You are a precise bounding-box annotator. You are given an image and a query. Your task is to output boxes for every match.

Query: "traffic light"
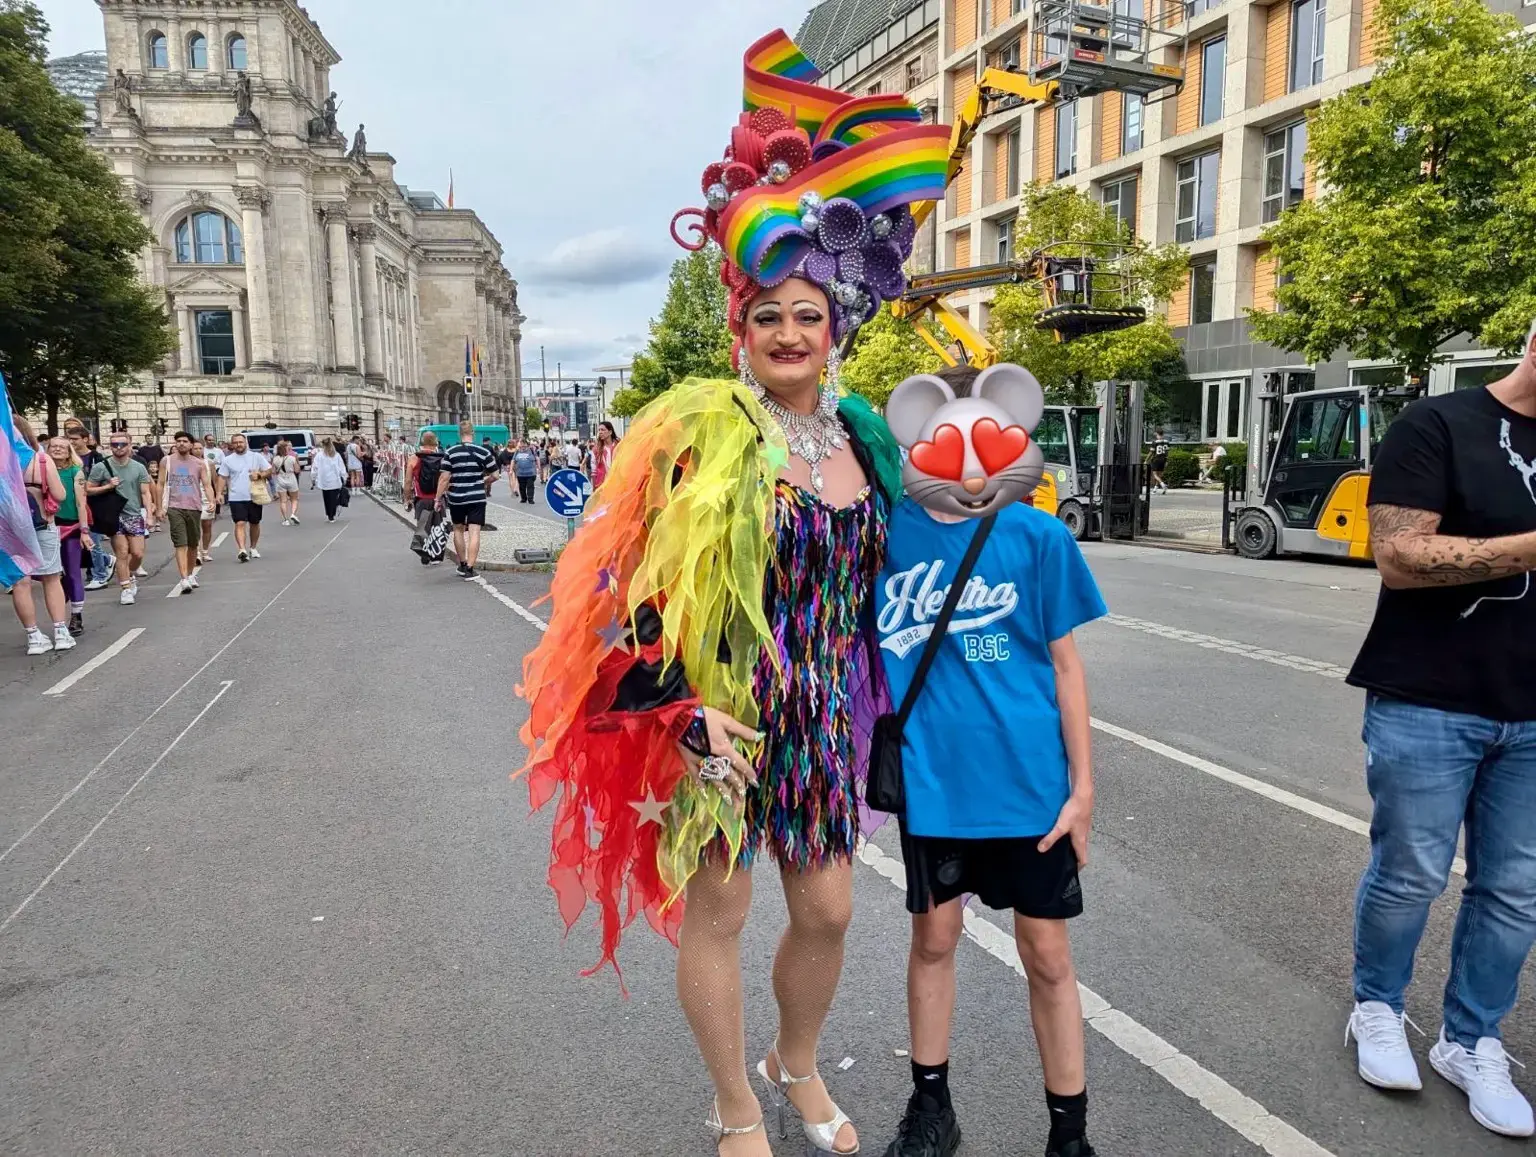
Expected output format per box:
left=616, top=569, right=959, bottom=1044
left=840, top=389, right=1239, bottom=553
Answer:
left=156, top=417, right=169, bottom=435
left=464, top=375, right=475, bottom=396
left=345, top=413, right=361, bottom=432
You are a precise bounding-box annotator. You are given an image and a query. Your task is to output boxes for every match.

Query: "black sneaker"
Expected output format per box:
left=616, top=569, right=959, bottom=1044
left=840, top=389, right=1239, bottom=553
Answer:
left=419, top=554, right=432, bottom=566
left=482, top=523, right=499, bottom=532
left=455, top=561, right=470, bottom=576
left=1047, top=1137, right=1097, bottom=1157
left=67, top=612, right=84, bottom=637
left=883, top=1097, right=960, bottom=1157
left=461, top=566, right=478, bottom=581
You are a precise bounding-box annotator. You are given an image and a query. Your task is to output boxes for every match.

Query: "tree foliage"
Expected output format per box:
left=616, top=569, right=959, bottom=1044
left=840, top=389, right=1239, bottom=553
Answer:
left=0, top=3, right=174, bottom=430
left=837, top=306, right=943, bottom=409
left=628, top=245, right=734, bottom=399
left=988, top=183, right=1188, bottom=404
left=606, top=386, right=648, bottom=419
left=1249, top=0, right=1536, bottom=377
left=521, top=405, right=544, bottom=432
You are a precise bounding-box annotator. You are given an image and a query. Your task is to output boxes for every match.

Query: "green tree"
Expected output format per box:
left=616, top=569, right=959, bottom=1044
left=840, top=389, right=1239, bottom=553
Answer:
left=606, top=386, right=649, bottom=419
left=1249, top=0, right=1536, bottom=377
left=988, top=183, right=1188, bottom=404
left=522, top=405, right=544, bottom=432
left=0, top=3, right=174, bottom=431
left=629, top=245, right=734, bottom=400
left=837, top=307, right=943, bottom=408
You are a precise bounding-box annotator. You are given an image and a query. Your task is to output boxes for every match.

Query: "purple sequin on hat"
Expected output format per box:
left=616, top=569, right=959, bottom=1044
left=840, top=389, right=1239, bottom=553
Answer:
left=863, top=244, right=906, bottom=299
left=817, top=199, right=867, bottom=254
left=803, top=249, right=838, bottom=284
left=890, top=206, right=917, bottom=249
left=837, top=249, right=866, bottom=284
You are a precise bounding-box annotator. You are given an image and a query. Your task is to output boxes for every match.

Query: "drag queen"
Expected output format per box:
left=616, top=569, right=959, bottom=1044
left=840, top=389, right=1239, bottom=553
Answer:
left=517, top=31, right=949, bottom=1155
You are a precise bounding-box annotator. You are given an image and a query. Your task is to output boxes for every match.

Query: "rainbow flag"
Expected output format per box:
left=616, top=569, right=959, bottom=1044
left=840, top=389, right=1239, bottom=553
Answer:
left=0, top=374, right=43, bottom=579
left=742, top=30, right=922, bottom=144
left=472, top=340, right=483, bottom=380
left=718, top=124, right=952, bottom=285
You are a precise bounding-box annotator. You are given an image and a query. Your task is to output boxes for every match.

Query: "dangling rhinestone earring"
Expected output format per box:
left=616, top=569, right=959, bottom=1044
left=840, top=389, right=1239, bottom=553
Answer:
left=739, top=356, right=762, bottom=393
left=825, top=345, right=844, bottom=394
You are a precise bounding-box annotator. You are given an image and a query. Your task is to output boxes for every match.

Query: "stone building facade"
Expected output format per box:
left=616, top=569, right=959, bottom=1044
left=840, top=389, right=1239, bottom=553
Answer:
left=798, top=0, right=1536, bottom=442
left=62, top=0, right=523, bottom=443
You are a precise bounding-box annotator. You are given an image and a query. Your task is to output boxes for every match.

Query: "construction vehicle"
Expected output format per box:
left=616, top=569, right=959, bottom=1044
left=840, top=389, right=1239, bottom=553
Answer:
left=1222, top=371, right=1426, bottom=560
left=890, top=0, right=1186, bottom=538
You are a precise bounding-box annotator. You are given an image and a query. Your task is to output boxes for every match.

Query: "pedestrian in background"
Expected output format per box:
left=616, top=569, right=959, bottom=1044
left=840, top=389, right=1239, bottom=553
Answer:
left=405, top=432, right=446, bottom=560
left=563, top=439, right=581, bottom=471
left=1344, top=319, right=1536, bottom=1138
left=437, top=420, right=498, bottom=580
left=591, top=422, right=617, bottom=489
left=17, top=418, right=74, bottom=653
left=1148, top=429, right=1170, bottom=494
left=511, top=439, right=538, bottom=504
left=218, top=432, right=270, bottom=563
left=345, top=437, right=364, bottom=490
left=160, top=431, right=213, bottom=595
left=46, top=435, right=91, bottom=637
left=86, top=431, right=154, bottom=606
left=359, top=439, right=376, bottom=490
left=200, top=434, right=225, bottom=563
left=311, top=437, right=349, bottom=521
left=65, top=423, right=114, bottom=590
left=272, top=439, right=301, bottom=524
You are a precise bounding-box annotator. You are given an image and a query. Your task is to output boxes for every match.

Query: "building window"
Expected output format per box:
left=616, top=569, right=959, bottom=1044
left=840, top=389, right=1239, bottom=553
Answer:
left=181, top=407, right=225, bottom=441
left=906, top=57, right=923, bottom=88
left=196, top=311, right=236, bottom=375
left=147, top=32, right=168, bottom=69
left=1123, top=93, right=1143, bottom=153
left=1005, top=126, right=1022, bottom=196
left=1000, top=39, right=1022, bottom=71
left=1191, top=263, right=1216, bottom=324
left=187, top=33, right=208, bottom=71
left=1013, top=0, right=1025, bottom=12
left=174, top=211, right=244, bottom=265
left=1055, top=100, right=1077, bottom=178
left=1200, top=37, right=1226, bottom=125
left=1102, top=176, right=1138, bottom=236
left=996, top=216, right=1016, bottom=263
left=227, top=35, right=247, bottom=71
left=1262, top=121, right=1308, bottom=222
left=868, top=82, right=882, bottom=96
left=1290, top=0, right=1326, bottom=91
left=1175, top=151, right=1219, bottom=242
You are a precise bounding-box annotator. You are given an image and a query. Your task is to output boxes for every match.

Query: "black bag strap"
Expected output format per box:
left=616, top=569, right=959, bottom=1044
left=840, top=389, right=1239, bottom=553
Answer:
left=893, top=513, right=998, bottom=731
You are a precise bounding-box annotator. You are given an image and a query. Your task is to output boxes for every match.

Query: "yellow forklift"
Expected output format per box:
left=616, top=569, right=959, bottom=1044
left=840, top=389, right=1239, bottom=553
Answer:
left=889, top=0, right=1185, bottom=538
left=1222, top=370, right=1426, bottom=560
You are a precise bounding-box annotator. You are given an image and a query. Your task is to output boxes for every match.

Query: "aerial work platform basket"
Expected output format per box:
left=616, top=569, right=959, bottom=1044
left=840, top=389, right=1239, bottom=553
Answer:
left=1029, top=0, right=1187, bottom=101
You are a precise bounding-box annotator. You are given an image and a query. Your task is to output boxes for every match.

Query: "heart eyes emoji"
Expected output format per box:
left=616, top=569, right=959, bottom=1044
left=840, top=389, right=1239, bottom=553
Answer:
left=971, top=418, right=1031, bottom=475
left=909, top=420, right=1032, bottom=480
left=908, top=424, right=965, bottom=480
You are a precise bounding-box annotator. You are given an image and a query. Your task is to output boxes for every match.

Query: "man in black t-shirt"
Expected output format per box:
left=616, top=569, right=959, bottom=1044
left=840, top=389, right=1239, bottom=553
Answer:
left=1344, top=326, right=1536, bottom=1139
left=1148, top=430, right=1170, bottom=494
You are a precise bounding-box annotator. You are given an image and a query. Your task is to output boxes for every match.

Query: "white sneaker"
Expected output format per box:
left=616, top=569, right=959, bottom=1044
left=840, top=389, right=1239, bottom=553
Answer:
left=1430, top=1030, right=1534, bottom=1137
left=25, top=632, right=52, bottom=656
left=187, top=572, right=200, bottom=589
left=249, top=548, right=261, bottom=559
left=84, top=578, right=109, bottom=591
left=134, top=566, right=149, bottom=578
left=237, top=550, right=248, bottom=563
left=290, top=514, right=300, bottom=524
left=1347, top=1001, right=1423, bottom=1090
left=281, top=517, right=290, bottom=526
left=119, top=586, right=136, bottom=606
left=52, top=627, right=76, bottom=651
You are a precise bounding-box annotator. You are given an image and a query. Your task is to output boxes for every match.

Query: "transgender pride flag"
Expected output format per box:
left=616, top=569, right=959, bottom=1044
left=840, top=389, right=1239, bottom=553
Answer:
left=0, top=373, right=43, bottom=578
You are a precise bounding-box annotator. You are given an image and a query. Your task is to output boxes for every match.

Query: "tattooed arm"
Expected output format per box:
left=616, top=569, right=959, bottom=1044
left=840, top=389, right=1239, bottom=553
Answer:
left=1370, top=504, right=1536, bottom=589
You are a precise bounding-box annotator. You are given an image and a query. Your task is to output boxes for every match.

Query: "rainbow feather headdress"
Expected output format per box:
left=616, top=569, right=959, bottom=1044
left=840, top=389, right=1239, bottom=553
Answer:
left=671, top=30, right=951, bottom=346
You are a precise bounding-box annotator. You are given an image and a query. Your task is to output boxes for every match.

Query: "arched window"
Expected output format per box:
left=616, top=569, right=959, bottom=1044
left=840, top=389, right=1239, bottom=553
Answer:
left=227, top=34, right=247, bottom=71
left=173, top=211, right=243, bottom=265
left=187, top=33, right=208, bottom=70
left=181, top=407, right=225, bottom=440
left=147, top=32, right=168, bottom=69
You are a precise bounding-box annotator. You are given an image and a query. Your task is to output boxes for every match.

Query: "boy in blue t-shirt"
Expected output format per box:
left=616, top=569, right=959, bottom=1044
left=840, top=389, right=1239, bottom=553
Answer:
left=876, top=363, right=1108, bottom=1157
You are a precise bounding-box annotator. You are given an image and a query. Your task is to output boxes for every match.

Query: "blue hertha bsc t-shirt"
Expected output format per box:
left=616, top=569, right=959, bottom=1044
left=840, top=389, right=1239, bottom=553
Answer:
left=876, top=499, right=1108, bottom=839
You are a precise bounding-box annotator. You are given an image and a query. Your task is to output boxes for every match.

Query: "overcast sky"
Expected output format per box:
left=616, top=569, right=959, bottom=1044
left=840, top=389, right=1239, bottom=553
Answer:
left=36, top=0, right=813, bottom=383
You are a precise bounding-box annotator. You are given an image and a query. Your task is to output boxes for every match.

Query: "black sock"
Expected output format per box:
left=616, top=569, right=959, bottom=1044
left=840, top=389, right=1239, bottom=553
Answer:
left=911, top=1059, right=950, bottom=1110
left=1046, top=1088, right=1087, bottom=1148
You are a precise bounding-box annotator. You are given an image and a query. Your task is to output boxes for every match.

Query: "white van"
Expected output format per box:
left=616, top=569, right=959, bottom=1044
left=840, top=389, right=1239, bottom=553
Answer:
left=242, top=428, right=317, bottom=467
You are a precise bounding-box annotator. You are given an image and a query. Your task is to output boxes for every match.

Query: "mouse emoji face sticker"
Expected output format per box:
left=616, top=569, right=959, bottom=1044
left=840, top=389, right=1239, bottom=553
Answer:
left=887, top=364, right=1046, bottom=518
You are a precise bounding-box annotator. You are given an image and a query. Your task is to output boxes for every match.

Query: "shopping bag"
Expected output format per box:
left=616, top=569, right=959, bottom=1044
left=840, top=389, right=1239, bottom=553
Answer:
left=421, top=508, right=451, bottom=563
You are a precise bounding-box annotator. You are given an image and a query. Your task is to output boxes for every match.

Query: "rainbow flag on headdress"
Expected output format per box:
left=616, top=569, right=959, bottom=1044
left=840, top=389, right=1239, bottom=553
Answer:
left=742, top=30, right=919, bottom=143
left=0, top=374, right=43, bottom=578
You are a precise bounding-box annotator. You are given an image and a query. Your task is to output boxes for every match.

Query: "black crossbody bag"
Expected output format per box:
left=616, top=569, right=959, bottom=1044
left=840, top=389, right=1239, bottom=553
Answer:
left=866, top=513, right=998, bottom=816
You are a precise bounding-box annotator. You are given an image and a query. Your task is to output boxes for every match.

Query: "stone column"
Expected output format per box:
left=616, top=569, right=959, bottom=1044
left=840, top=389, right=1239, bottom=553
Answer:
left=322, top=205, right=356, bottom=369
left=231, top=304, right=248, bottom=368
left=406, top=265, right=422, bottom=392
left=234, top=185, right=277, bottom=366
left=208, top=17, right=223, bottom=74
left=355, top=223, right=385, bottom=381
left=167, top=14, right=184, bottom=73
left=177, top=306, right=195, bottom=371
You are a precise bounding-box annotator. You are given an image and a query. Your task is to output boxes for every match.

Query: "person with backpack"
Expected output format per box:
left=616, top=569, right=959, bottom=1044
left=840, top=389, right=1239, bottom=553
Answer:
left=406, top=433, right=446, bottom=562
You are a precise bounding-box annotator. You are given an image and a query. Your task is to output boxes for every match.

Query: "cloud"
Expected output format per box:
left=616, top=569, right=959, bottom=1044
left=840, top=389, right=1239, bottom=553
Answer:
left=521, top=229, right=670, bottom=291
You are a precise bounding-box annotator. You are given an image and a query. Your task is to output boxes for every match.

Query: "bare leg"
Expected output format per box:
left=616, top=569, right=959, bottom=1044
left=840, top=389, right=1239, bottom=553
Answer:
left=465, top=524, right=482, bottom=568
left=233, top=521, right=248, bottom=552
left=112, top=534, right=130, bottom=586
left=127, top=536, right=146, bottom=575
left=39, top=573, right=66, bottom=627
left=250, top=520, right=261, bottom=549
left=678, top=859, right=769, bottom=1155
left=10, top=582, right=37, bottom=631
left=452, top=523, right=467, bottom=563
left=908, top=899, right=965, bottom=1065
left=767, top=858, right=858, bottom=1153
left=1014, top=915, right=1085, bottom=1094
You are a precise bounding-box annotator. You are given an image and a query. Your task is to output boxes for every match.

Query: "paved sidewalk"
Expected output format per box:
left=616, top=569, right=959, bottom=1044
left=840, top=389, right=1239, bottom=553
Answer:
left=365, top=491, right=567, bottom=571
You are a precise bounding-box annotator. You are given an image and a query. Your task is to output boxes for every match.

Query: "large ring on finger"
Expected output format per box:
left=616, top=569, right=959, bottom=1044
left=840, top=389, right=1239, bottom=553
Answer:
left=699, top=756, right=732, bottom=784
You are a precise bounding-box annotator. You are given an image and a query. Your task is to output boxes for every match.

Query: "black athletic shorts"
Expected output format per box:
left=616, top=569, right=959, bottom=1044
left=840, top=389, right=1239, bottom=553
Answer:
left=448, top=501, right=485, bottom=527
left=900, top=822, right=1083, bottom=920
left=227, top=500, right=263, bottom=525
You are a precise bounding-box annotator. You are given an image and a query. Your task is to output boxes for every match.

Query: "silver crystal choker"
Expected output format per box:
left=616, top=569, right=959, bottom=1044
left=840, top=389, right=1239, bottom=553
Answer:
left=745, top=370, right=845, bottom=493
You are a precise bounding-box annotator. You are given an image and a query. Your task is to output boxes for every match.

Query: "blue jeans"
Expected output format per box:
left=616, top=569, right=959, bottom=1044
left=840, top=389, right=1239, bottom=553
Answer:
left=86, top=539, right=113, bottom=583
left=1354, top=693, right=1536, bottom=1046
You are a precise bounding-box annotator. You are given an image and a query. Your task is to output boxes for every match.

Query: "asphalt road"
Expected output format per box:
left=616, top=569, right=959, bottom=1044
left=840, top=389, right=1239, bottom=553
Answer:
left=2, top=500, right=1529, bottom=1156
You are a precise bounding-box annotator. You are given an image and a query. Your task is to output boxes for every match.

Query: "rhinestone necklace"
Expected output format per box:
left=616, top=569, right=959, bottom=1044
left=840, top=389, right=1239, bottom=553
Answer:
left=753, top=384, right=845, bottom=492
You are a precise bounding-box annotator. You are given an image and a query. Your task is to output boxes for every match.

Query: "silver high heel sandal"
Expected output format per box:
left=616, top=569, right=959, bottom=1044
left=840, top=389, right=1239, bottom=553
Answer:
left=755, top=1040, right=859, bottom=1154
left=706, top=1099, right=765, bottom=1150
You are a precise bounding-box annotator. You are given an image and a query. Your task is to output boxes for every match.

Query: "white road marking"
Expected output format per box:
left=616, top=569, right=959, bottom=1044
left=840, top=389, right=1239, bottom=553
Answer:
left=41, top=628, right=145, bottom=697
left=1, top=681, right=233, bottom=935
left=166, top=582, right=184, bottom=599
left=1091, top=718, right=1466, bottom=878
left=1100, top=613, right=1352, bottom=680
left=470, top=576, right=548, bottom=632
left=212, top=531, right=228, bottom=549
left=856, top=841, right=1336, bottom=1157
left=5, top=527, right=348, bottom=867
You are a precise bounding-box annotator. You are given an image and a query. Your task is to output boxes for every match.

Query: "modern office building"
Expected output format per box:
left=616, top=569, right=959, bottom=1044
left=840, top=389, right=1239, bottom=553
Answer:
left=797, top=0, right=1536, bottom=441
left=46, top=0, right=524, bottom=443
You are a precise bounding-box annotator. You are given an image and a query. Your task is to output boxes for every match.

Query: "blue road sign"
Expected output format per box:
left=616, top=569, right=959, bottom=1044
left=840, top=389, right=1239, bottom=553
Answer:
left=545, top=468, right=591, bottom=519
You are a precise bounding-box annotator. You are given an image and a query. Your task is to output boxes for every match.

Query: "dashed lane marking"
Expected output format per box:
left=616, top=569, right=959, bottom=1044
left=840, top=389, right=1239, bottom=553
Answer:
left=42, top=628, right=144, bottom=697
left=1, top=681, right=233, bottom=934
left=856, top=840, right=1335, bottom=1157
left=483, top=592, right=1338, bottom=1156
left=211, top=531, right=229, bottom=550
left=1100, top=613, right=1352, bottom=680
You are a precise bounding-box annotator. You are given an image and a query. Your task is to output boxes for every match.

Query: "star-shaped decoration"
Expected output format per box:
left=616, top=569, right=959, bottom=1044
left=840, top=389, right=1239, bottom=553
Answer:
left=630, top=790, right=670, bottom=828
left=594, top=566, right=617, bottom=595
left=762, top=443, right=790, bottom=472
left=595, top=616, right=630, bottom=653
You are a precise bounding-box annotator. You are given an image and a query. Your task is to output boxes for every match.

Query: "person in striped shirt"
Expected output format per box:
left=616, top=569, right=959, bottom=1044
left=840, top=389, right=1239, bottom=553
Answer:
left=435, top=421, right=500, bottom=579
